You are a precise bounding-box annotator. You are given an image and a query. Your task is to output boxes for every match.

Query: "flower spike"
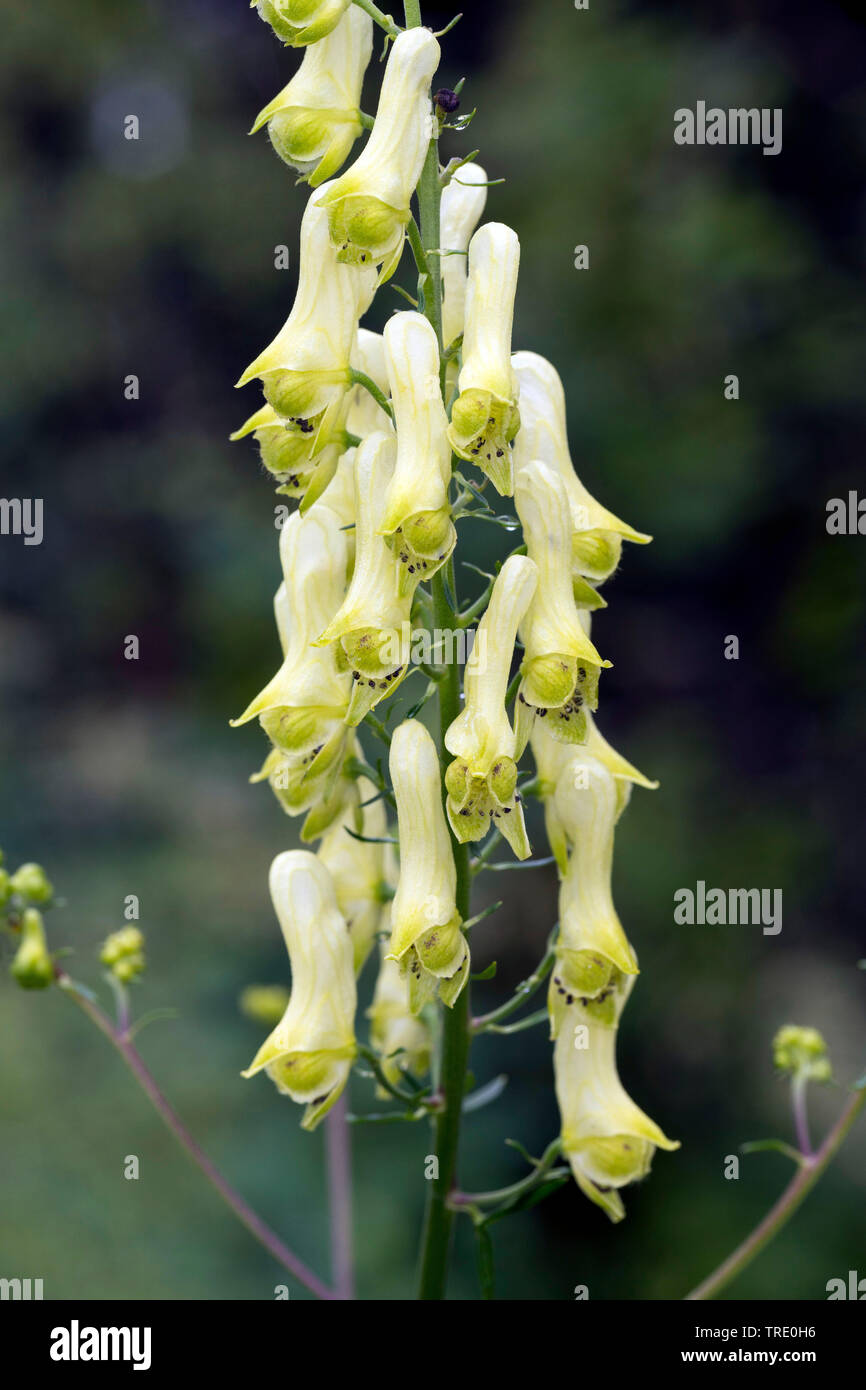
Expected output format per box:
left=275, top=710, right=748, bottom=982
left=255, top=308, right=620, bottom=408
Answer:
left=242, top=851, right=357, bottom=1130
left=513, top=459, right=610, bottom=752
left=444, top=554, right=537, bottom=857
left=256, top=0, right=352, bottom=48
left=446, top=222, right=521, bottom=496
left=387, top=719, right=468, bottom=1012
left=317, top=28, right=441, bottom=276
left=380, top=311, right=456, bottom=587
left=251, top=7, right=372, bottom=186
left=512, top=351, right=650, bottom=584
left=553, top=971, right=678, bottom=1222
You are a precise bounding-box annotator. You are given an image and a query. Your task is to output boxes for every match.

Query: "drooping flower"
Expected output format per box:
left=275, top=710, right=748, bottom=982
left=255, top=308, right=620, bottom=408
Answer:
left=318, top=773, right=389, bottom=973
left=242, top=851, right=357, bottom=1129
left=235, top=182, right=376, bottom=445
left=368, top=941, right=432, bottom=1093
left=231, top=503, right=352, bottom=815
left=546, top=751, right=638, bottom=1022
left=317, top=431, right=418, bottom=724
left=387, top=719, right=468, bottom=1012
left=512, top=350, right=650, bottom=584
left=251, top=6, right=372, bottom=186
left=444, top=554, right=537, bottom=857
left=446, top=222, right=521, bottom=496
left=230, top=398, right=350, bottom=511
left=440, top=162, right=488, bottom=352
left=553, top=970, right=678, bottom=1222
left=513, top=459, right=610, bottom=752
left=257, top=0, right=352, bottom=48
left=380, top=311, right=455, bottom=587
left=317, top=28, right=440, bottom=277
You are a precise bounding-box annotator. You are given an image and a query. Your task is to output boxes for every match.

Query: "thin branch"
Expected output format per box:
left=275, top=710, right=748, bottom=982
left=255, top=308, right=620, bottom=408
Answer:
left=325, top=1094, right=355, bottom=1300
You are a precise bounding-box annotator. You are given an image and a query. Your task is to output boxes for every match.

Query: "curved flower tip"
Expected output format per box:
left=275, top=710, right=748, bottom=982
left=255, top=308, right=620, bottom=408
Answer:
left=440, top=162, right=488, bottom=352
left=447, top=222, right=521, bottom=495
left=512, top=350, right=651, bottom=584
left=318, top=774, right=389, bottom=974
left=317, top=431, right=417, bottom=724
left=242, top=851, right=357, bottom=1130
left=235, top=182, right=375, bottom=427
left=547, top=753, right=638, bottom=1030
left=317, top=27, right=440, bottom=274
left=257, top=0, right=352, bottom=48
left=252, top=7, right=371, bottom=186
left=368, top=942, right=432, bottom=1095
left=553, top=972, right=678, bottom=1222
left=380, top=311, right=455, bottom=586
left=445, top=554, right=537, bottom=857
left=513, top=459, right=610, bottom=752
left=387, top=719, right=468, bottom=1012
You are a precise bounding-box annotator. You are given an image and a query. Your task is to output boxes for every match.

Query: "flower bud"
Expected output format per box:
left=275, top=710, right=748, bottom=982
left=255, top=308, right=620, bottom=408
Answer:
left=257, top=0, right=352, bottom=48
left=252, top=7, right=371, bottom=186
left=513, top=460, right=610, bottom=751
left=446, top=222, right=521, bottom=495
left=512, top=351, right=650, bottom=584
left=553, top=971, right=678, bottom=1222
left=317, top=28, right=440, bottom=276
left=10, top=861, right=53, bottom=905
left=11, top=908, right=53, bottom=989
left=444, top=554, right=538, bottom=857
left=440, top=162, right=488, bottom=351
left=387, top=720, right=468, bottom=1012
left=100, top=926, right=146, bottom=982
left=773, top=1025, right=832, bottom=1082
left=380, top=312, right=455, bottom=587
left=242, top=851, right=357, bottom=1129
left=240, top=984, right=292, bottom=1027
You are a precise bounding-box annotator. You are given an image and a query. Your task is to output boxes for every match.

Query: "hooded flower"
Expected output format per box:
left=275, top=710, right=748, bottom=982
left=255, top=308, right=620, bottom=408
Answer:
left=440, top=162, right=488, bottom=352
left=387, top=719, right=468, bottom=1012
left=380, top=311, right=455, bottom=587
left=318, top=773, right=389, bottom=973
left=257, top=0, right=352, bottom=48
left=546, top=752, right=639, bottom=1022
left=553, top=970, right=678, bottom=1222
left=316, top=27, right=440, bottom=276
left=444, top=555, right=537, bottom=857
left=512, top=351, right=651, bottom=584
left=251, top=6, right=372, bottom=186
left=368, top=940, right=432, bottom=1093
left=242, top=851, right=357, bottom=1129
left=235, top=181, right=376, bottom=442
left=446, top=222, right=521, bottom=496
left=317, top=431, right=418, bottom=723
left=231, top=504, right=352, bottom=814
left=230, top=397, right=350, bottom=511
left=513, top=459, right=610, bottom=752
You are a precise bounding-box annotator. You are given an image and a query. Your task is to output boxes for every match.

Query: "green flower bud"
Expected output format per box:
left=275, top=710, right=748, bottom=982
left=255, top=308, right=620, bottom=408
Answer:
left=100, top=926, right=146, bottom=982
left=0, top=867, right=11, bottom=910
left=257, top=0, right=351, bottom=48
left=11, top=909, right=54, bottom=989
left=10, top=862, right=54, bottom=905
left=240, top=985, right=293, bottom=1028
left=773, top=1025, right=832, bottom=1082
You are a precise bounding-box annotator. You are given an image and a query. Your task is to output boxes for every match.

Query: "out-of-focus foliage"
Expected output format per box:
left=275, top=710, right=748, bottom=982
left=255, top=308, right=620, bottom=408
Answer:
left=1, top=0, right=865, bottom=1299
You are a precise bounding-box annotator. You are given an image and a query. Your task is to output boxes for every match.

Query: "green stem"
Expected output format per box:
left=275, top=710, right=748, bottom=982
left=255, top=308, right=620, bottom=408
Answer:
left=352, top=0, right=401, bottom=37
left=685, top=1086, right=866, bottom=1300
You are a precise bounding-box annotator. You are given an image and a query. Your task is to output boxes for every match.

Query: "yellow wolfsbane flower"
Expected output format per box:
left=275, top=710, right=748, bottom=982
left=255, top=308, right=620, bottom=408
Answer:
left=318, top=329, right=394, bottom=536
left=513, top=459, right=610, bottom=752
left=444, top=554, right=537, bottom=857
left=242, top=851, right=357, bottom=1129
left=553, top=970, right=678, bottom=1222
left=440, top=162, right=488, bottom=352
left=251, top=7, right=371, bottom=186
left=232, top=504, right=352, bottom=813
left=317, top=28, right=440, bottom=276
left=546, top=752, right=638, bottom=1022
left=235, top=182, right=376, bottom=442
left=318, top=775, right=388, bottom=974
left=368, top=939, right=432, bottom=1093
left=317, top=431, right=417, bottom=724
left=447, top=222, right=521, bottom=496
left=380, top=311, right=455, bottom=587
left=230, top=397, right=349, bottom=511
left=387, top=719, right=468, bottom=1012
left=512, top=351, right=650, bottom=584
left=256, top=0, right=351, bottom=48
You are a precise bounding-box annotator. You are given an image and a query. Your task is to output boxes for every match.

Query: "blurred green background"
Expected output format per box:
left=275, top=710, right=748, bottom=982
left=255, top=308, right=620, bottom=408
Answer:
left=2, top=0, right=865, bottom=1300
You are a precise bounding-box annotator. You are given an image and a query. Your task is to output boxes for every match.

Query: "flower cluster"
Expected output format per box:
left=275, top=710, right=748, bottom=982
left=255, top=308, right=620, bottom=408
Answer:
left=233, top=6, right=675, bottom=1220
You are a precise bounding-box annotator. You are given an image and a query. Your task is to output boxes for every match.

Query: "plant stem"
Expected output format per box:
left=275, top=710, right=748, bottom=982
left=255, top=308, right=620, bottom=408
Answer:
left=57, top=972, right=335, bottom=1302
left=353, top=0, right=401, bottom=37
left=685, top=1087, right=866, bottom=1301
left=325, top=1093, right=355, bottom=1300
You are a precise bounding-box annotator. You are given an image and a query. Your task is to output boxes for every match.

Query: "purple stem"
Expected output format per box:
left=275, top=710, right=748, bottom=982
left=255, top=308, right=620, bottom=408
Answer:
left=325, top=1092, right=355, bottom=1299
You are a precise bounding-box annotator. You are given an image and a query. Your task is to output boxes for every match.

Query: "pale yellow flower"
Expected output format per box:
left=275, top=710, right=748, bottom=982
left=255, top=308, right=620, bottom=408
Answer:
left=440, top=163, right=488, bottom=351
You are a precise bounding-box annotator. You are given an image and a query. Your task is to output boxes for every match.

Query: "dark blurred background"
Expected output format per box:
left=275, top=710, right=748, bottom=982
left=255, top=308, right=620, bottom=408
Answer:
left=1, top=0, right=865, bottom=1300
